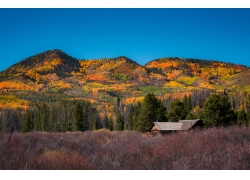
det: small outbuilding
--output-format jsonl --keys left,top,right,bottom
{"left": 149, "top": 119, "right": 204, "bottom": 135}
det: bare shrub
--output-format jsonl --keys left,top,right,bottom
{"left": 1, "top": 126, "right": 250, "bottom": 169}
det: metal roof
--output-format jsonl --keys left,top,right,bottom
{"left": 154, "top": 122, "right": 183, "bottom": 131}
{"left": 179, "top": 119, "right": 201, "bottom": 130}
{"left": 152, "top": 119, "right": 201, "bottom": 131}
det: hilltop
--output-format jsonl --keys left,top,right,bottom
{"left": 0, "top": 49, "right": 249, "bottom": 110}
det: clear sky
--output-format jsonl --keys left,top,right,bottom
{"left": 0, "top": 8, "right": 250, "bottom": 71}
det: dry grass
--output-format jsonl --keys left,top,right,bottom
{"left": 1, "top": 126, "right": 250, "bottom": 170}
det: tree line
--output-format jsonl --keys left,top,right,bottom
{"left": 1, "top": 90, "right": 250, "bottom": 133}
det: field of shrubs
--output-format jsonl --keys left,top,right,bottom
{"left": 1, "top": 126, "right": 250, "bottom": 170}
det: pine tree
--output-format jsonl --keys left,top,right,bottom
{"left": 82, "top": 101, "right": 89, "bottom": 131}
{"left": 188, "top": 94, "right": 192, "bottom": 112}
{"left": 0, "top": 117, "right": 2, "bottom": 132}
{"left": 108, "top": 118, "right": 114, "bottom": 131}
{"left": 237, "top": 109, "right": 248, "bottom": 126}
{"left": 41, "top": 103, "right": 49, "bottom": 131}
{"left": 247, "top": 111, "right": 250, "bottom": 126}
{"left": 135, "top": 93, "right": 166, "bottom": 132}
{"left": 183, "top": 95, "right": 188, "bottom": 115}
{"left": 203, "top": 93, "right": 236, "bottom": 128}
{"left": 49, "top": 105, "right": 55, "bottom": 132}
{"left": 167, "top": 99, "right": 186, "bottom": 122}
{"left": 92, "top": 115, "right": 100, "bottom": 130}
{"left": 115, "top": 110, "right": 124, "bottom": 131}
{"left": 34, "top": 109, "right": 41, "bottom": 131}
{"left": 73, "top": 102, "right": 84, "bottom": 131}
{"left": 117, "top": 93, "right": 121, "bottom": 110}
{"left": 22, "top": 110, "right": 34, "bottom": 133}
{"left": 126, "top": 105, "right": 134, "bottom": 130}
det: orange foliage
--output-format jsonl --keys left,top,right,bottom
{"left": 86, "top": 74, "right": 110, "bottom": 82}
{"left": 0, "top": 81, "right": 34, "bottom": 91}
{"left": 163, "top": 92, "right": 192, "bottom": 100}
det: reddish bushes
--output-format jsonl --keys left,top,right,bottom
{"left": 1, "top": 126, "right": 250, "bottom": 169}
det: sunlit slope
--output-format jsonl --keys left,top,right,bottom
{"left": 145, "top": 57, "right": 249, "bottom": 91}
{"left": 0, "top": 50, "right": 249, "bottom": 109}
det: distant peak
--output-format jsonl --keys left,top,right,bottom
{"left": 42, "top": 49, "right": 66, "bottom": 55}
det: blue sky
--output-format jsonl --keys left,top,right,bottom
{"left": 0, "top": 8, "right": 250, "bottom": 71}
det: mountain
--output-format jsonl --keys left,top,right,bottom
{"left": 0, "top": 50, "right": 249, "bottom": 110}
{"left": 1, "top": 50, "right": 80, "bottom": 82}
{"left": 145, "top": 57, "right": 249, "bottom": 90}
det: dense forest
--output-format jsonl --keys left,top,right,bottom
{"left": 1, "top": 89, "right": 250, "bottom": 134}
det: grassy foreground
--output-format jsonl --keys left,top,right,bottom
{"left": 1, "top": 126, "right": 250, "bottom": 170}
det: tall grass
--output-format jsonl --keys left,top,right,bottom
{"left": 1, "top": 126, "right": 250, "bottom": 170}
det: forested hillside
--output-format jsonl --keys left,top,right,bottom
{"left": 0, "top": 49, "right": 250, "bottom": 133}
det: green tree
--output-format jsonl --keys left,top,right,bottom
{"left": 203, "top": 93, "right": 236, "bottom": 128}
{"left": 34, "top": 109, "right": 41, "bottom": 131}
{"left": 73, "top": 102, "right": 84, "bottom": 131}
{"left": 92, "top": 115, "right": 100, "bottom": 130}
{"left": 125, "top": 103, "right": 141, "bottom": 130}
{"left": 126, "top": 106, "right": 134, "bottom": 130}
{"left": 41, "top": 103, "right": 49, "bottom": 131}
{"left": 185, "top": 112, "right": 197, "bottom": 120}
{"left": 49, "top": 105, "right": 55, "bottom": 132}
{"left": 108, "top": 118, "right": 114, "bottom": 131}
{"left": 22, "top": 110, "right": 34, "bottom": 133}
{"left": 115, "top": 110, "right": 124, "bottom": 131}
{"left": 135, "top": 93, "right": 166, "bottom": 132}
{"left": 82, "top": 101, "right": 89, "bottom": 131}
{"left": 183, "top": 95, "right": 188, "bottom": 115}
{"left": 167, "top": 99, "right": 186, "bottom": 122}
{"left": 247, "top": 111, "right": 250, "bottom": 126}
{"left": 237, "top": 109, "right": 248, "bottom": 126}
{"left": 117, "top": 93, "right": 121, "bottom": 109}
{"left": 187, "top": 94, "right": 192, "bottom": 112}
{"left": 0, "top": 117, "right": 2, "bottom": 132}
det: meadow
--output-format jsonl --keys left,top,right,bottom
{"left": 1, "top": 126, "right": 250, "bottom": 170}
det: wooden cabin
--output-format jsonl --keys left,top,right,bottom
{"left": 149, "top": 119, "right": 204, "bottom": 135}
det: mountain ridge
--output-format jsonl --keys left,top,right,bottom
{"left": 2, "top": 49, "right": 249, "bottom": 74}
{"left": 0, "top": 49, "right": 250, "bottom": 110}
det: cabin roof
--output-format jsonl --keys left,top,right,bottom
{"left": 151, "top": 119, "right": 202, "bottom": 131}
{"left": 154, "top": 122, "right": 183, "bottom": 131}
{"left": 178, "top": 119, "right": 201, "bottom": 130}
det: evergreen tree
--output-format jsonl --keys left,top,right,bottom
{"left": 167, "top": 99, "right": 186, "bottom": 122}
{"left": 92, "top": 114, "right": 101, "bottom": 130}
{"left": 115, "top": 110, "right": 124, "bottom": 131}
{"left": 117, "top": 93, "right": 121, "bottom": 110}
{"left": 126, "top": 106, "right": 134, "bottom": 130}
{"left": 203, "top": 93, "right": 236, "bottom": 128}
{"left": 183, "top": 95, "right": 188, "bottom": 115}
{"left": 0, "top": 117, "right": 2, "bottom": 132}
{"left": 34, "top": 109, "right": 41, "bottom": 131}
{"left": 73, "top": 102, "right": 84, "bottom": 131}
{"left": 49, "top": 105, "right": 55, "bottom": 132}
{"left": 185, "top": 112, "right": 197, "bottom": 120}
{"left": 62, "top": 101, "right": 68, "bottom": 132}
{"left": 135, "top": 93, "right": 166, "bottom": 132}
{"left": 247, "top": 111, "right": 250, "bottom": 126}
{"left": 82, "top": 101, "right": 89, "bottom": 131}
{"left": 108, "top": 118, "right": 114, "bottom": 131}
{"left": 188, "top": 94, "right": 192, "bottom": 112}
{"left": 41, "top": 103, "right": 49, "bottom": 131}
{"left": 157, "top": 101, "right": 167, "bottom": 121}
{"left": 22, "top": 110, "right": 34, "bottom": 133}
{"left": 237, "top": 109, "right": 248, "bottom": 126}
